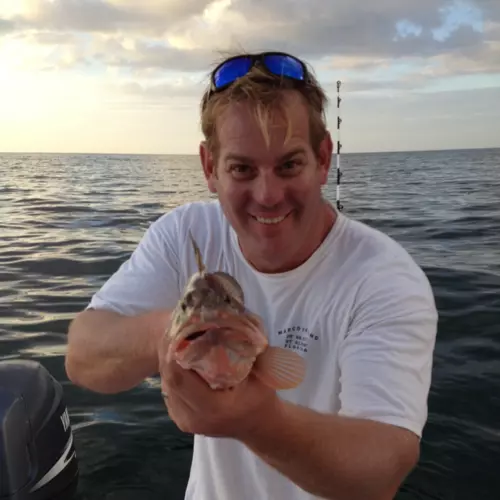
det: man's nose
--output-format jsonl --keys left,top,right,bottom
{"left": 252, "top": 172, "right": 285, "bottom": 207}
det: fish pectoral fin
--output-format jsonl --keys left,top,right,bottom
{"left": 252, "top": 347, "right": 306, "bottom": 390}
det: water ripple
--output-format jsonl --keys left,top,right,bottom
{"left": 1, "top": 149, "right": 499, "bottom": 499}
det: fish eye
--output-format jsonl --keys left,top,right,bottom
{"left": 181, "top": 302, "right": 187, "bottom": 311}
{"left": 184, "top": 291, "right": 195, "bottom": 307}
{"left": 223, "top": 296, "right": 231, "bottom": 304}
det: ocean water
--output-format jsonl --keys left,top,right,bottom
{"left": 1, "top": 148, "right": 499, "bottom": 499}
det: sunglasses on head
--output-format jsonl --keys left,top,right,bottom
{"left": 209, "top": 51, "right": 311, "bottom": 94}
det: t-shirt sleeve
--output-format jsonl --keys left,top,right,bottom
{"left": 87, "top": 212, "right": 181, "bottom": 315}
{"left": 337, "top": 259, "right": 438, "bottom": 438}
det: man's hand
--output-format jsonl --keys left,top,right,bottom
{"left": 158, "top": 340, "right": 419, "bottom": 500}
{"left": 158, "top": 350, "right": 280, "bottom": 438}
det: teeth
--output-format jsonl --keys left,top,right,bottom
{"left": 254, "top": 215, "right": 286, "bottom": 224}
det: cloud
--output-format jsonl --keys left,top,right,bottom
{"left": 8, "top": 0, "right": 212, "bottom": 34}
{"left": 0, "top": 18, "right": 15, "bottom": 35}
{"left": 224, "top": 0, "right": 491, "bottom": 62}
{"left": 29, "top": 30, "right": 80, "bottom": 45}
{"left": 1, "top": 0, "right": 499, "bottom": 102}
{"left": 88, "top": 35, "right": 214, "bottom": 72}
{"left": 9, "top": 0, "right": 139, "bottom": 33}
{"left": 115, "top": 79, "right": 205, "bottom": 100}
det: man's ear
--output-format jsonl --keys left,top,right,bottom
{"left": 317, "top": 131, "right": 334, "bottom": 186}
{"left": 199, "top": 141, "right": 217, "bottom": 193}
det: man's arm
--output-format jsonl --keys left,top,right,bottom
{"left": 237, "top": 399, "right": 419, "bottom": 500}
{"left": 65, "top": 211, "right": 182, "bottom": 394}
{"left": 65, "top": 308, "right": 171, "bottom": 394}
{"left": 238, "top": 258, "right": 437, "bottom": 500}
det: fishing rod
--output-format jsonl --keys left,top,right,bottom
{"left": 336, "top": 80, "right": 343, "bottom": 212}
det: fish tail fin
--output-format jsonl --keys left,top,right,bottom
{"left": 252, "top": 347, "right": 306, "bottom": 390}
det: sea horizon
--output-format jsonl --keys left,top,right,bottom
{"left": 1, "top": 145, "right": 500, "bottom": 157}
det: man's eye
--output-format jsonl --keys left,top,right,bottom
{"left": 233, "top": 164, "right": 249, "bottom": 172}
{"left": 279, "top": 160, "right": 302, "bottom": 175}
{"left": 230, "top": 164, "right": 253, "bottom": 178}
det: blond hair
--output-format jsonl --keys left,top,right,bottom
{"left": 200, "top": 53, "right": 329, "bottom": 159}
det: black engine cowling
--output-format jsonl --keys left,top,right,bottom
{"left": 0, "top": 359, "right": 79, "bottom": 500}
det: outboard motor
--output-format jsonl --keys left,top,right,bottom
{"left": 0, "top": 359, "right": 79, "bottom": 500}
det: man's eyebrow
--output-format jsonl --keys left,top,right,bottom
{"left": 224, "top": 148, "right": 307, "bottom": 164}
{"left": 279, "top": 148, "right": 307, "bottom": 161}
{"left": 224, "top": 153, "right": 255, "bottom": 164}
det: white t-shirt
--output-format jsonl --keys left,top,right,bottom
{"left": 88, "top": 200, "right": 438, "bottom": 500}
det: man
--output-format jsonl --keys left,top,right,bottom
{"left": 65, "top": 51, "right": 438, "bottom": 500}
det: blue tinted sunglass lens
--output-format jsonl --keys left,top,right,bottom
{"left": 263, "top": 54, "right": 305, "bottom": 80}
{"left": 214, "top": 57, "right": 253, "bottom": 88}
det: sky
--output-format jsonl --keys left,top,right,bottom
{"left": 0, "top": 0, "right": 499, "bottom": 154}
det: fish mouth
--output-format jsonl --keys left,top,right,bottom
{"left": 170, "top": 323, "right": 215, "bottom": 357}
{"left": 177, "top": 321, "right": 220, "bottom": 343}
{"left": 177, "top": 311, "right": 241, "bottom": 343}
{"left": 173, "top": 312, "right": 266, "bottom": 352}
{"left": 184, "top": 329, "right": 208, "bottom": 341}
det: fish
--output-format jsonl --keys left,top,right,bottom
{"left": 163, "top": 232, "right": 306, "bottom": 391}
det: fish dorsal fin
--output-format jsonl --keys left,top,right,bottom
{"left": 189, "top": 230, "right": 205, "bottom": 273}
{"left": 252, "top": 347, "right": 306, "bottom": 390}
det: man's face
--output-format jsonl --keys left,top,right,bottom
{"left": 200, "top": 91, "right": 334, "bottom": 273}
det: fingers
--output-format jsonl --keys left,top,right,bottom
{"left": 158, "top": 334, "right": 177, "bottom": 373}
{"left": 160, "top": 384, "right": 197, "bottom": 434}
{"left": 162, "top": 359, "right": 186, "bottom": 391}
{"left": 165, "top": 359, "right": 207, "bottom": 393}
{"left": 162, "top": 359, "right": 220, "bottom": 412}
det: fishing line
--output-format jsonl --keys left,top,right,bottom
{"left": 336, "top": 80, "right": 343, "bottom": 211}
